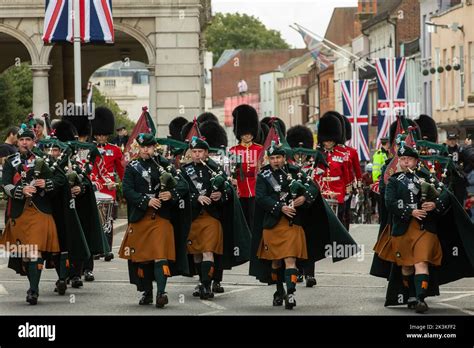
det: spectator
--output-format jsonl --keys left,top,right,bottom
{"left": 0, "top": 126, "right": 19, "bottom": 160}
{"left": 238, "top": 79, "right": 248, "bottom": 96}
{"left": 111, "top": 126, "right": 129, "bottom": 151}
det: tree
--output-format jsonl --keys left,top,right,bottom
{"left": 205, "top": 13, "right": 290, "bottom": 64}
{"left": 91, "top": 86, "right": 135, "bottom": 137}
{"left": 0, "top": 64, "right": 32, "bottom": 140}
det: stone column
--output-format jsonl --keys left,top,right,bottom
{"left": 31, "top": 64, "right": 52, "bottom": 116}
{"left": 146, "top": 64, "right": 157, "bottom": 124}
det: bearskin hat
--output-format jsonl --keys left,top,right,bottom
{"left": 91, "top": 106, "right": 115, "bottom": 136}
{"left": 415, "top": 114, "right": 438, "bottom": 143}
{"left": 63, "top": 115, "right": 90, "bottom": 137}
{"left": 52, "top": 120, "right": 78, "bottom": 142}
{"left": 200, "top": 120, "right": 228, "bottom": 149}
{"left": 169, "top": 116, "right": 188, "bottom": 141}
{"left": 197, "top": 112, "right": 219, "bottom": 125}
{"left": 232, "top": 104, "right": 259, "bottom": 139}
{"left": 256, "top": 122, "right": 269, "bottom": 145}
{"left": 318, "top": 114, "right": 343, "bottom": 143}
{"left": 180, "top": 121, "right": 200, "bottom": 142}
{"left": 286, "top": 125, "right": 314, "bottom": 149}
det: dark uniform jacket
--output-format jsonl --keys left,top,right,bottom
{"left": 385, "top": 170, "right": 449, "bottom": 236}
{"left": 123, "top": 155, "right": 188, "bottom": 223}
{"left": 180, "top": 160, "right": 232, "bottom": 221}
{"left": 256, "top": 164, "right": 317, "bottom": 229}
{"left": 2, "top": 149, "right": 65, "bottom": 219}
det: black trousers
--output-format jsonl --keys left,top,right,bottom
{"left": 343, "top": 197, "right": 351, "bottom": 231}
{"left": 239, "top": 197, "right": 255, "bottom": 231}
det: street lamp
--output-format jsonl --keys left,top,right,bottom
{"left": 425, "top": 21, "right": 464, "bottom": 34}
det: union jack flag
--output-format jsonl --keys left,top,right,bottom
{"left": 296, "top": 26, "right": 333, "bottom": 70}
{"left": 340, "top": 79, "right": 370, "bottom": 161}
{"left": 42, "top": 0, "right": 114, "bottom": 44}
{"left": 375, "top": 58, "right": 407, "bottom": 148}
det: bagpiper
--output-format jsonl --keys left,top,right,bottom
{"left": 118, "top": 133, "right": 190, "bottom": 308}
{"left": 0, "top": 124, "right": 63, "bottom": 305}
{"left": 180, "top": 136, "right": 251, "bottom": 300}
{"left": 250, "top": 140, "right": 358, "bottom": 309}
{"left": 374, "top": 140, "right": 474, "bottom": 313}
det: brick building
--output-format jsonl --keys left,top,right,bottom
{"left": 211, "top": 49, "right": 306, "bottom": 107}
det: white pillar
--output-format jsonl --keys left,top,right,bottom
{"left": 147, "top": 64, "right": 157, "bottom": 125}
{"left": 31, "top": 64, "right": 52, "bottom": 116}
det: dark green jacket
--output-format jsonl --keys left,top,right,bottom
{"left": 180, "top": 159, "right": 233, "bottom": 221}
{"left": 255, "top": 164, "right": 318, "bottom": 229}
{"left": 385, "top": 170, "right": 449, "bottom": 236}
{"left": 2, "top": 149, "right": 65, "bottom": 219}
{"left": 123, "top": 155, "right": 188, "bottom": 223}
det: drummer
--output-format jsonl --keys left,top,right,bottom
{"left": 91, "top": 107, "right": 124, "bottom": 262}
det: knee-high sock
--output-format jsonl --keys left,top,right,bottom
{"left": 201, "top": 261, "right": 214, "bottom": 287}
{"left": 284, "top": 268, "right": 298, "bottom": 294}
{"left": 194, "top": 262, "right": 202, "bottom": 283}
{"left": 58, "top": 252, "right": 69, "bottom": 280}
{"left": 414, "top": 274, "right": 429, "bottom": 301}
{"left": 27, "top": 258, "right": 44, "bottom": 293}
{"left": 154, "top": 260, "right": 170, "bottom": 294}
{"left": 271, "top": 267, "right": 284, "bottom": 294}
{"left": 402, "top": 274, "right": 416, "bottom": 299}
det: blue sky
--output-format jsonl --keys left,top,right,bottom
{"left": 212, "top": 0, "right": 359, "bottom": 48}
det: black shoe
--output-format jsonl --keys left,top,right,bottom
{"left": 93, "top": 254, "right": 102, "bottom": 260}
{"left": 212, "top": 281, "right": 224, "bottom": 293}
{"left": 296, "top": 274, "right": 304, "bottom": 283}
{"left": 55, "top": 280, "right": 67, "bottom": 295}
{"left": 192, "top": 284, "right": 201, "bottom": 297}
{"left": 305, "top": 276, "right": 317, "bottom": 288}
{"left": 104, "top": 252, "right": 114, "bottom": 262}
{"left": 71, "top": 276, "right": 83, "bottom": 288}
{"left": 415, "top": 299, "right": 429, "bottom": 313}
{"left": 26, "top": 289, "right": 39, "bottom": 305}
{"left": 285, "top": 293, "right": 296, "bottom": 310}
{"left": 156, "top": 292, "right": 169, "bottom": 308}
{"left": 84, "top": 270, "right": 95, "bottom": 282}
{"left": 139, "top": 290, "right": 153, "bottom": 305}
{"left": 199, "top": 284, "right": 212, "bottom": 300}
{"left": 272, "top": 291, "right": 285, "bottom": 306}
{"left": 407, "top": 297, "right": 417, "bottom": 310}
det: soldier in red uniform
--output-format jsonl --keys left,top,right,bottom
{"left": 229, "top": 104, "right": 263, "bottom": 231}
{"left": 91, "top": 107, "right": 125, "bottom": 262}
{"left": 314, "top": 114, "right": 350, "bottom": 224}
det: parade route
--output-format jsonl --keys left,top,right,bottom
{"left": 1, "top": 223, "right": 473, "bottom": 316}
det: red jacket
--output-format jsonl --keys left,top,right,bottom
{"left": 229, "top": 143, "right": 263, "bottom": 198}
{"left": 336, "top": 145, "right": 362, "bottom": 185}
{"left": 91, "top": 143, "right": 124, "bottom": 200}
{"left": 313, "top": 148, "right": 350, "bottom": 204}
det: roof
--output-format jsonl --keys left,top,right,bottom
{"left": 324, "top": 7, "right": 359, "bottom": 45}
{"left": 361, "top": 0, "right": 402, "bottom": 31}
{"left": 214, "top": 49, "right": 241, "bottom": 68}
{"left": 278, "top": 52, "right": 313, "bottom": 73}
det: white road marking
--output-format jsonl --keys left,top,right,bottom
{"left": 0, "top": 284, "right": 9, "bottom": 295}
{"left": 438, "top": 302, "right": 474, "bottom": 316}
{"left": 437, "top": 293, "right": 474, "bottom": 302}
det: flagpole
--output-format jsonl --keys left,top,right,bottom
{"left": 289, "top": 25, "right": 367, "bottom": 72}
{"left": 73, "top": 0, "right": 82, "bottom": 109}
{"left": 294, "top": 23, "right": 376, "bottom": 69}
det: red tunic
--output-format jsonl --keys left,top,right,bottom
{"left": 91, "top": 143, "right": 124, "bottom": 200}
{"left": 229, "top": 143, "right": 263, "bottom": 198}
{"left": 313, "top": 148, "right": 350, "bottom": 204}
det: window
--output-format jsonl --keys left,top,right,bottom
{"left": 263, "top": 82, "right": 266, "bottom": 102}
{"left": 470, "top": 42, "right": 474, "bottom": 94}
{"left": 459, "top": 45, "right": 465, "bottom": 105}
{"left": 442, "top": 49, "right": 447, "bottom": 108}
{"left": 268, "top": 81, "right": 272, "bottom": 102}
{"left": 435, "top": 48, "right": 441, "bottom": 110}
{"left": 452, "top": 46, "right": 456, "bottom": 105}
{"left": 104, "top": 79, "right": 116, "bottom": 87}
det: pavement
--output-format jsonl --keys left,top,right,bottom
{"left": 1, "top": 223, "right": 473, "bottom": 316}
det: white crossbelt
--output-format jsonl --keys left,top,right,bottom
{"left": 322, "top": 176, "right": 341, "bottom": 182}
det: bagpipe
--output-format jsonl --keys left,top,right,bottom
{"left": 149, "top": 153, "right": 178, "bottom": 220}
{"left": 199, "top": 159, "right": 230, "bottom": 195}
